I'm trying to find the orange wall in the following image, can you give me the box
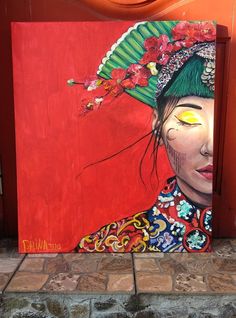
[0,0,235,237]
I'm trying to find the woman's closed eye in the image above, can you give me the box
[175,111,202,126]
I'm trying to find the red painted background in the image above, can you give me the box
[12,22,173,252]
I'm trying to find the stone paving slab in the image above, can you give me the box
[1,238,236,295]
[5,253,135,294]
[134,239,236,293]
[0,239,25,294]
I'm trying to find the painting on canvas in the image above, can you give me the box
[12,21,216,253]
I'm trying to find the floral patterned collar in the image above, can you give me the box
[147,177,212,252]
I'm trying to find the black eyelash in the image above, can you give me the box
[175,116,202,126]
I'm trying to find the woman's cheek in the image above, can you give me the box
[164,128,187,174]
[166,125,206,153]
[166,141,187,174]
[166,127,178,141]
[164,125,207,175]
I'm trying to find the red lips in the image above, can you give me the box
[197,165,213,180]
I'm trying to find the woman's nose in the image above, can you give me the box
[200,121,214,157]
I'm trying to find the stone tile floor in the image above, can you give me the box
[0,239,24,294]
[0,238,236,295]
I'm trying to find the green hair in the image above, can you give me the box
[162,55,214,101]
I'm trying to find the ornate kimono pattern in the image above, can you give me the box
[77,177,212,253]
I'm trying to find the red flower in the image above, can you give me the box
[80,95,102,115]
[181,39,195,48]
[144,34,169,50]
[157,53,170,65]
[144,36,160,50]
[104,65,151,92]
[166,43,174,52]
[172,21,193,41]
[125,64,151,87]
[103,68,127,96]
[80,83,108,114]
[172,41,183,51]
[194,21,216,42]
[140,34,171,65]
[140,49,159,65]
[79,64,152,114]
[172,21,216,44]
[111,68,127,80]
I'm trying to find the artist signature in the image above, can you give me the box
[22,239,62,252]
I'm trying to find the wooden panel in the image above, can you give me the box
[0,157,3,235]
[0,0,31,237]
[213,38,230,195]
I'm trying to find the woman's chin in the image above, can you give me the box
[191,171,213,195]
[198,186,213,195]
[177,171,213,196]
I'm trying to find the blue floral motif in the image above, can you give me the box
[147,207,182,252]
[186,230,207,249]
[158,193,175,208]
[162,232,174,248]
[203,210,212,232]
[176,200,197,222]
[170,221,186,241]
[145,177,211,253]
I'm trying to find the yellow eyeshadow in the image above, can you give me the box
[176,111,202,124]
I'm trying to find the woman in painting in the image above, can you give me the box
[70,21,216,253]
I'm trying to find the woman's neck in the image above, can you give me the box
[176,176,212,208]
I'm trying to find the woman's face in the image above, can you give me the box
[156,96,214,196]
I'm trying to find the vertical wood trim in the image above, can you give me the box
[214,37,230,195]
